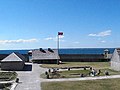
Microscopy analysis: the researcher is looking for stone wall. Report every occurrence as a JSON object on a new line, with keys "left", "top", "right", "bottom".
{"left": 60, "top": 54, "right": 109, "bottom": 62}
{"left": 1, "top": 61, "right": 24, "bottom": 70}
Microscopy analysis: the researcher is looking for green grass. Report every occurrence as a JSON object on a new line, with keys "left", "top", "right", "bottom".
{"left": 102, "top": 68, "right": 120, "bottom": 75}
{"left": 60, "top": 69, "right": 120, "bottom": 77}
{"left": 0, "top": 72, "right": 17, "bottom": 89}
{"left": 59, "top": 70, "right": 90, "bottom": 78}
{"left": 41, "top": 62, "right": 120, "bottom": 90}
{"left": 41, "top": 62, "right": 120, "bottom": 79}
{"left": 1, "top": 83, "right": 11, "bottom": 90}
{"left": 40, "top": 62, "right": 110, "bottom": 69}
{"left": 0, "top": 71, "right": 17, "bottom": 81}
{"left": 42, "top": 70, "right": 91, "bottom": 79}
{"left": 41, "top": 78, "right": 120, "bottom": 90}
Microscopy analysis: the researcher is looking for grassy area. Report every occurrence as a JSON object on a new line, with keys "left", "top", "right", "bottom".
{"left": 40, "top": 62, "right": 110, "bottom": 69}
{"left": 60, "top": 68, "right": 120, "bottom": 77}
{"left": 41, "top": 78, "right": 120, "bottom": 90}
{"left": 42, "top": 70, "right": 90, "bottom": 79}
{"left": 0, "top": 71, "right": 17, "bottom": 81}
{"left": 0, "top": 83, "right": 12, "bottom": 90}
{"left": 60, "top": 70, "right": 90, "bottom": 78}
{"left": 41, "top": 62, "right": 120, "bottom": 79}
{"left": 41, "top": 62, "right": 120, "bottom": 90}
{"left": 42, "top": 68, "right": 120, "bottom": 79}
{"left": 0, "top": 72, "right": 17, "bottom": 89}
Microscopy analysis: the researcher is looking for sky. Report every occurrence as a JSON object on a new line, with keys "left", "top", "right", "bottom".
{"left": 0, "top": 0, "right": 120, "bottom": 50}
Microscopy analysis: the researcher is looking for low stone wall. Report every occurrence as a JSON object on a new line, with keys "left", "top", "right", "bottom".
{"left": 60, "top": 54, "right": 109, "bottom": 62}
{"left": 32, "top": 54, "right": 110, "bottom": 63}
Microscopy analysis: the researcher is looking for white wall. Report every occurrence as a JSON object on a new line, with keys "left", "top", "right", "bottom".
{"left": 111, "top": 49, "right": 120, "bottom": 71}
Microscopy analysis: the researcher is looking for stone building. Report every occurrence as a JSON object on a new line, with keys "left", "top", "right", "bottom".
{"left": 1, "top": 52, "right": 25, "bottom": 70}
{"left": 60, "top": 48, "right": 112, "bottom": 62}
{"left": 111, "top": 48, "right": 120, "bottom": 71}
{"left": 32, "top": 48, "right": 113, "bottom": 63}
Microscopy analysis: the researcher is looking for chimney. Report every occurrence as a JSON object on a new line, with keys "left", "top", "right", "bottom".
{"left": 48, "top": 48, "right": 54, "bottom": 53}
{"left": 39, "top": 48, "right": 46, "bottom": 53}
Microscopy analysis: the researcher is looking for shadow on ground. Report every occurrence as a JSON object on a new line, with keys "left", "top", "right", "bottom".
{"left": 0, "top": 64, "right": 32, "bottom": 71}
{"left": 23, "top": 64, "right": 32, "bottom": 71}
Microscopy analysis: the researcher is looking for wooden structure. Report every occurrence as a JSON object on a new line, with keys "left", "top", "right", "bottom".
{"left": 1, "top": 52, "right": 25, "bottom": 70}
{"left": 32, "top": 48, "right": 60, "bottom": 64}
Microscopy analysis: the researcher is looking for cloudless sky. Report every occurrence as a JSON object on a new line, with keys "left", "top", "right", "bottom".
{"left": 0, "top": 0, "right": 120, "bottom": 49}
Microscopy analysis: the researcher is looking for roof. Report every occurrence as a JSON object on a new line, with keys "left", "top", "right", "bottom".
{"left": 1, "top": 52, "right": 26, "bottom": 62}
{"left": 32, "top": 49, "right": 60, "bottom": 60}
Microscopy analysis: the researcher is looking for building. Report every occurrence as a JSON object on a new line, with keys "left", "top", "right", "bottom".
{"left": 0, "top": 50, "right": 29, "bottom": 62}
{"left": 111, "top": 48, "right": 120, "bottom": 71}
{"left": 32, "top": 48, "right": 113, "bottom": 63}
{"left": 32, "top": 48, "right": 60, "bottom": 63}
{"left": 59, "top": 48, "right": 112, "bottom": 62}
{"left": 1, "top": 52, "right": 25, "bottom": 70}
{"left": 60, "top": 54, "right": 107, "bottom": 62}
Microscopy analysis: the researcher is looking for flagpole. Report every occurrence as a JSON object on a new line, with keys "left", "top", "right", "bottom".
{"left": 57, "top": 32, "right": 63, "bottom": 65}
{"left": 57, "top": 33, "right": 59, "bottom": 65}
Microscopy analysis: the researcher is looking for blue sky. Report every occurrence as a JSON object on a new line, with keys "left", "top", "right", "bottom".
{"left": 0, "top": 0, "right": 120, "bottom": 49}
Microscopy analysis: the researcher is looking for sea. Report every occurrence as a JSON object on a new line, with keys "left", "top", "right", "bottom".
{"left": 0, "top": 48, "right": 115, "bottom": 55}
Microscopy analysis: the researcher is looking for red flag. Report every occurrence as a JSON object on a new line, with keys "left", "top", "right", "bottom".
{"left": 58, "top": 32, "right": 63, "bottom": 35}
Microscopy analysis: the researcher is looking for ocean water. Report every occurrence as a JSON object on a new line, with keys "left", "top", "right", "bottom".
{"left": 0, "top": 48, "right": 115, "bottom": 55}
{"left": 59, "top": 48, "right": 115, "bottom": 54}
{"left": 0, "top": 50, "right": 30, "bottom": 54}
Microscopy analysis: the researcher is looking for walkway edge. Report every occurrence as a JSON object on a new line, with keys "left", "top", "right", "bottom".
{"left": 10, "top": 83, "right": 18, "bottom": 90}
{"left": 42, "top": 75, "right": 120, "bottom": 82}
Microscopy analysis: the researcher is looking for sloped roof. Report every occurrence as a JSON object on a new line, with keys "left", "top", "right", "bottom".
{"left": 1, "top": 52, "right": 26, "bottom": 62}
{"left": 117, "top": 48, "right": 120, "bottom": 55}
{"left": 32, "top": 49, "right": 60, "bottom": 60}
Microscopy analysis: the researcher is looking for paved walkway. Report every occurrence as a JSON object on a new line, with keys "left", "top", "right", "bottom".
{"left": 15, "top": 63, "right": 47, "bottom": 90}
{"left": 42, "top": 75, "right": 120, "bottom": 82}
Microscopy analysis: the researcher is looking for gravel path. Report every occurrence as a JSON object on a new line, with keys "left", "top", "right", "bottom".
{"left": 15, "top": 63, "right": 47, "bottom": 90}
